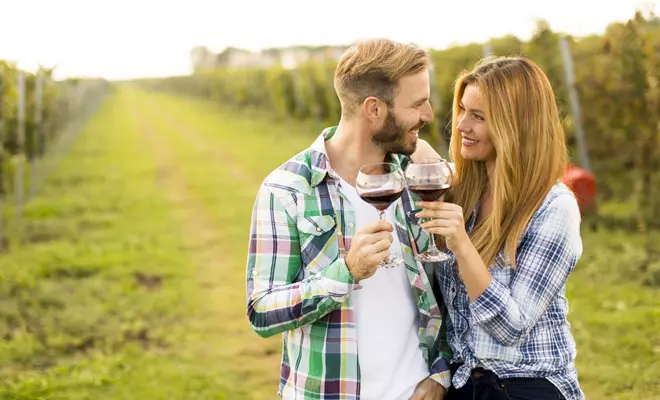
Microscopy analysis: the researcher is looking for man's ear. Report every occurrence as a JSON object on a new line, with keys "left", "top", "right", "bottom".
{"left": 361, "top": 96, "right": 386, "bottom": 124}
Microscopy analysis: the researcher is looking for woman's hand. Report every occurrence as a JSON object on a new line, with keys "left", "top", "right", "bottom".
{"left": 416, "top": 201, "right": 471, "bottom": 256}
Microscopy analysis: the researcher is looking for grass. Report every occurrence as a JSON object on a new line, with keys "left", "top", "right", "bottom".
{"left": 0, "top": 86, "right": 658, "bottom": 399}
{"left": 0, "top": 89, "right": 249, "bottom": 399}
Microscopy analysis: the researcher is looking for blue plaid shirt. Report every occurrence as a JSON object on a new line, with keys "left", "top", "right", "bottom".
{"left": 434, "top": 182, "right": 585, "bottom": 400}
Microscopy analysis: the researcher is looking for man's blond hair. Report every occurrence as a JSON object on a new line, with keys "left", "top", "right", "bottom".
{"left": 333, "top": 38, "right": 429, "bottom": 118}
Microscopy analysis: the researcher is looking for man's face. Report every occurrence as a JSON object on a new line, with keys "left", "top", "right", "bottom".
{"left": 372, "top": 68, "right": 434, "bottom": 156}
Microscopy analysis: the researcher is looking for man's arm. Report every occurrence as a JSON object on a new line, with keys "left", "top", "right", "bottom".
{"left": 411, "top": 139, "right": 455, "bottom": 175}
{"left": 246, "top": 185, "right": 357, "bottom": 338}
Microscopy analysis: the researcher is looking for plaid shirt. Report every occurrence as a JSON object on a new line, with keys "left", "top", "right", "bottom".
{"left": 434, "top": 182, "right": 585, "bottom": 400}
{"left": 246, "top": 127, "right": 452, "bottom": 399}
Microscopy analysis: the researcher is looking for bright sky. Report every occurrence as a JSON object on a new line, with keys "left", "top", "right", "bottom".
{"left": 0, "top": 0, "right": 656, "bottom": 80}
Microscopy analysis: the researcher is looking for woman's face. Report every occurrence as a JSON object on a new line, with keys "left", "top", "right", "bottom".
{"left": 456, "top": 84, "right": 496, "bottom": 164}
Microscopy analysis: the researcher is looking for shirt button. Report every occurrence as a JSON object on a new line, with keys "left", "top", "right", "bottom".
{"left": 316, "top": 227, "right": 323, "bottom": 233}
{"left": 348, "top": 222, "right": 355, "bottom": 228}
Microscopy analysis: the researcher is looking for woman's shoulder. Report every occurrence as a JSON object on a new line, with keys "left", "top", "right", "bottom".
{"left": 542, "top": 181, "right": 579, "bottom": 210}
{"left": 529, "top": 181, "right": 582, "bottom": 230}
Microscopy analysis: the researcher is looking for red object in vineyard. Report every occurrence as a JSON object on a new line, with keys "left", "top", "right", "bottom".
{"left": 562, "top": 164, "right": 596, "bottom": 212}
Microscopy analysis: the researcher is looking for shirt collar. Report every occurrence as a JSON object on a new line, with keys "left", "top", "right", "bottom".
{"left": 309, "top": 126, "right": 337, "bottom": 187}
{"left": 308, "top": 126, "right": 405, "bottom": 187}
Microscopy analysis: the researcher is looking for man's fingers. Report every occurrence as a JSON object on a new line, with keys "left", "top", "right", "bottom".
{"left": 407, "top": 390, "right": 425, "bottom": 400}
{"left": 358, "top": 219, "right": 394, "bottom": 234}
{"left": 359, "top": 230, "right": 392, "bottom": 246}
{"left": 375, "top": 231, "right": 393, "bottom": 244}
{"left": 367, "top": 249, "right": 390, "bottom": 265}
{"left": 370, "top": 238, "right": 391, "bottom": 253}
{"left": 409, "top": 378, "right": 445, "bottom": 400}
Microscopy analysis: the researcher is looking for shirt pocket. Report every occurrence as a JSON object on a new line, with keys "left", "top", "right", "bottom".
{"left": 296, "top": 215, "right": 339, "bottom": 274}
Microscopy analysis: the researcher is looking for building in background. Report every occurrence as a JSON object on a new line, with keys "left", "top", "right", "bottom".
{"left": 190, "top": 45, "right": 350, "bottom": 72}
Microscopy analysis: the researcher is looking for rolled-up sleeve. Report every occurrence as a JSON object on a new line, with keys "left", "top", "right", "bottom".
{"left": 469, "top": 193, "right": 583, "bottom": 346}
{"left": 246, "top": 185, "right": 356, "bottom": 338}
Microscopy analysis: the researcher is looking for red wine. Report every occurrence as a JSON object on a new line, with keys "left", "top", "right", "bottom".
{"left": 409, "top": 184, "right": 450, "bottom": 201}
{"left": 359, "top": 189, "right": 404, "bottom": 211}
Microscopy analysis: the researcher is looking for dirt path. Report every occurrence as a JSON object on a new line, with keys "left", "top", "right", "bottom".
{"left": 127, "top": 92, "right": 281, "bottom": 399}
{"left": 152, "top": 103, "right": 256, "bottom": 183}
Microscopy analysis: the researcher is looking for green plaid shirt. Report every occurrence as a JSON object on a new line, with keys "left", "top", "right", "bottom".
{"left": 246, "top": 127, "right": 452, "bottom": 399}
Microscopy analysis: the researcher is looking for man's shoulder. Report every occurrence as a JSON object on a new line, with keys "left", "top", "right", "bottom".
{"left": 260, "top": 147, "right": 318, "bottom": 198}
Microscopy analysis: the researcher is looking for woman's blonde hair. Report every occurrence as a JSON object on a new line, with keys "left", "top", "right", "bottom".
{"left": 446, "top": 56, "right": 568, "bottom": 268}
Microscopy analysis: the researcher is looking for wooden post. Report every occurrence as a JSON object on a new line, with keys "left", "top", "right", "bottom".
{"left": 15, "top": 71, "right": 25, "bottom": 225}
{"left": 0, "top": 76, "right": 4, "bottom": 250}
{"left": 559, "top": 35, "right": 591, "bottom": 171}
{"left": 292, "top": 67, "right": 306, "bottom": 120}
{"left": 30, "top": 71, "right": 43, "bottom": 199}
{"left": 428, "top": 59, "right": 449, "bottom": 158}
{"left": 483, "top": 42, "right": 494, "bottom": 58}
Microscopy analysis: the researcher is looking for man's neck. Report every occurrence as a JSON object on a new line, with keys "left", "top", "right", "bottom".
{"left": 325, "top": 119, "right": 387, "bottom": 186}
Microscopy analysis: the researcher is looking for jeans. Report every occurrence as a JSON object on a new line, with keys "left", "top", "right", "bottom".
{"left": 446, "top": 365, "right": 566, "bottom": 400}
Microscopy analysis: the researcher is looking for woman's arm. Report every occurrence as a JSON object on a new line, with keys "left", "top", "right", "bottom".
{"left": 417, "top": 192, "right": 583, "bottom": 345}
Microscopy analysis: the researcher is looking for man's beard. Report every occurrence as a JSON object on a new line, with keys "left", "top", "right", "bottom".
{"left": 372, "top": 109, "right": 424, "bottom": 156}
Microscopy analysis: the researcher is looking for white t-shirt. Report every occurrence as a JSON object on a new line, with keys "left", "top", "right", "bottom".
{"left": 338, "top": 176, "right": 429, "bottom": 400}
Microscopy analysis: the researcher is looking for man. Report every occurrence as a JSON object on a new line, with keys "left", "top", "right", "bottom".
{"left": 246, "top": 38, "right": 451, "bottom": 400}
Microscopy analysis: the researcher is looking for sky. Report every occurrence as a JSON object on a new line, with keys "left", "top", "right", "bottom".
{"left": 0, "top": 0, "right": 657, "bottom": 80}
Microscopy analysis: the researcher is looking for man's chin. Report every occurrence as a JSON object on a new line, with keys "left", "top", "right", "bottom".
{"left": 406, "top": 140, "right": 417, "bottom": 156}
{"left": 398, "top": 141, "right": 417, "bottom": 157}
{"left": 389, "top": 147, "right": 415, "bottom": 157}
{"left": 376, "top": 139, "right": 416, "bottom": 156}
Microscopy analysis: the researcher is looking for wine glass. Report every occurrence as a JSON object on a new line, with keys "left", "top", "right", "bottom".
{"left": 404, "top": 158, "right": 454, "bottom": 262}
{"left": 356, "top": 162, "right": 406, "bottom": 268}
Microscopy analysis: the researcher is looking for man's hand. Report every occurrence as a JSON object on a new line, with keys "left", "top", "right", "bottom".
{"left": 409, "top": 378, "right": 447, "bottom": 400}
{"left": 345, "top": 220, "right": 393, "bottom": 281}
{"left": 411, "top": 139, "right": 442, "bottom": 164}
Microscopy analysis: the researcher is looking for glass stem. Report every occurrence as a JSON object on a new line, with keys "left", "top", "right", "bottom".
{"left": 377, "top": 210, "right": 388, "bottom": 264}
{"left": 428, "top": 228, "right": 439, "bottom": 251}
{"left": 422, "top": 215, "right": 439, "bottom": 252}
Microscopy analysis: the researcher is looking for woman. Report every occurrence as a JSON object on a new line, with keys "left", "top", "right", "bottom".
{"left": 415, "top": 56, "right": 584, "bottom": 400}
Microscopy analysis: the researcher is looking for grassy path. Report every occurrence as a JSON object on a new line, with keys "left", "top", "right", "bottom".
{"left": 0, "top": 87, "right": 658, "bottom": 399}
